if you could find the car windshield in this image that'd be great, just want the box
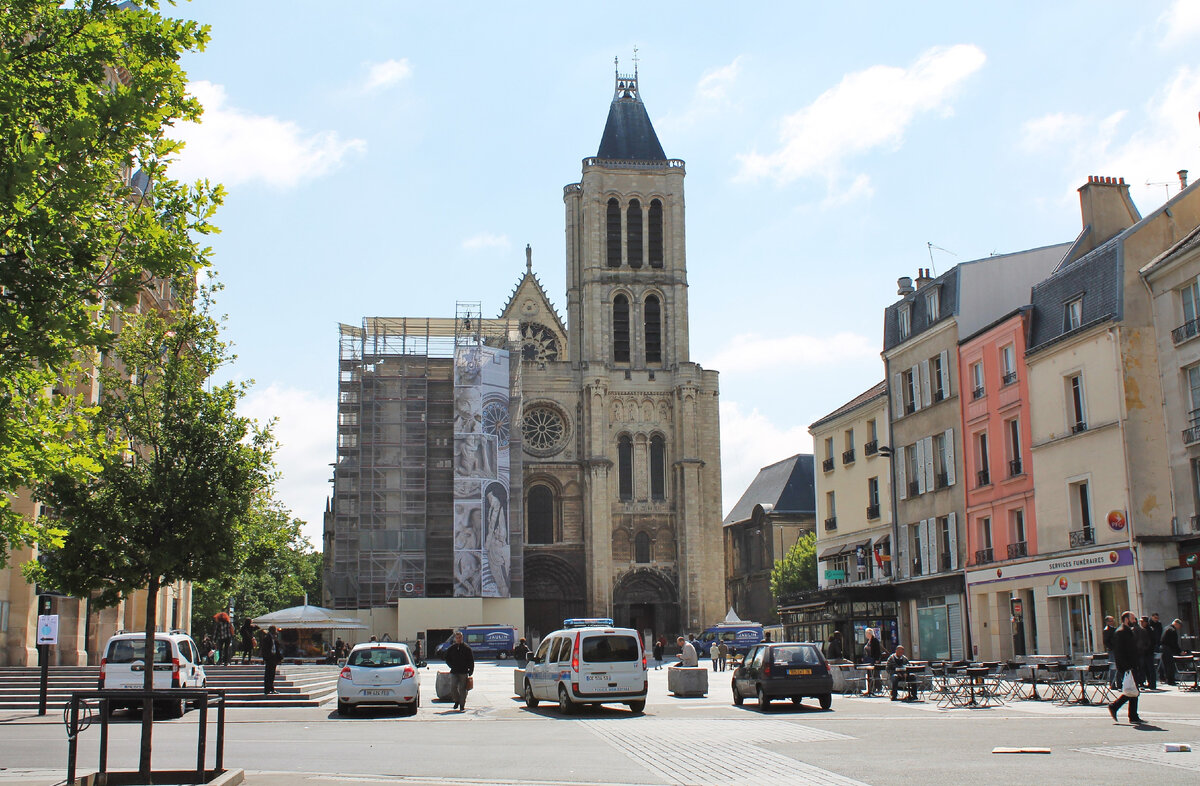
[771,646,820,666]
[581,635,639,662]
[106,639,172,664]
[348,648,410,668]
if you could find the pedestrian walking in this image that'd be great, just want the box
[709,640,719,671]
[862,628,884,694]
[826,631,844,661]
[717,640,728,672]
[1108,611,1145,724]
[1136,616,1156,690]
[444,630,475,712]
[213,611,235,666]
[1149,613,1164,680]
[260,625,283,695]
[239,618,255,664]
[1102,615,1117,687]
[513,637,530,669]
[652,637,665,670]
[1161,619,1184,685]
[676,636,698,667]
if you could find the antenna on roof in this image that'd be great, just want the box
[614,55,619,77]
[632,45,639,78]
[1145,179,1171,199]
[926,242,957,276]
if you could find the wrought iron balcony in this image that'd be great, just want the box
[933,388,946,402]
[822,457,835,472]
[1069,527,1095,548]
[973,386,985,400]
[1009,458,1023,476]
[1071,421,1088,434]
[864,440,879,456]
[908,480,920,497]
[976,468,990,487]
[904,401,916,414]
[1184,410,1200,445]
[1172,317,1200,345]
[1002,371,1018,386]
[866,504,880,520]
[1007,541,1028,559]
[843,449,855,464]
[974,547,994,565]
[824,517,837,531]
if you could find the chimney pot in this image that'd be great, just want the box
[1180,170,1189,190]
[897,276,914,296]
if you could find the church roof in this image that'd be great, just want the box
[596,71,666,161]
[723,454,816,526]
[498,244,566,337]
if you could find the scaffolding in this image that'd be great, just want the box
[328,313,522,610]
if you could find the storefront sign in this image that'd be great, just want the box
[966,547,1133,587]
[825,569,846,580]
[1107,510,1126,531]
[1046,575,1084,597]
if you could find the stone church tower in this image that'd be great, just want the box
[501,67,723,640]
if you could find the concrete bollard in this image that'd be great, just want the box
[513,668,526,697]
[435,670,453,701]
[668,665,708,697]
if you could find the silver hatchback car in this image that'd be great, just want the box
[337,642,420,716]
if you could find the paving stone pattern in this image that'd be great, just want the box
[1075,742,1200,772]
[581,717,864,785]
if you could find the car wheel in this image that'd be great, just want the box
[338,700,354,717]
[158,699,184,719]
[405,699,418,716]
[627,700,645,713]
[757,685,771,708]
[524,681,539,708]
[819,693,833,710]
[557,685,575,715]
[732,680,744,706]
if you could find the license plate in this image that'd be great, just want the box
[585,674,609,681]
[362,688,393,696]
[788,668,812,676]
[121,683,140,689]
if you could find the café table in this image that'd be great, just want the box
[1174,655,1200,691]
[858,664,880,696]
[1059,665,1092,705]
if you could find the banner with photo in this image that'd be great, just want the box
[453,345,511,598]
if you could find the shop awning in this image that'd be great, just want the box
[817,545,845,561]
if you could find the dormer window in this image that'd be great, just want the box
[898,304,911,340]
[925,288,940,322]
[1064,297,1083,331]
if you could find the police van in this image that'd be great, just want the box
[521,619,647,714]
[695,621,765,656]
[433,624,519,659]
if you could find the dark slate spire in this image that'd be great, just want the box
[596,59,666,161]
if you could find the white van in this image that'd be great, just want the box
[99,631,207,717]
[521,623,646,714]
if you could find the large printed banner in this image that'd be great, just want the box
[452,345,511,598]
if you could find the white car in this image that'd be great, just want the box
[337,642,420,716]
[522,621,647,714]
[99,630,207,718]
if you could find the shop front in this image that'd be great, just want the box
[894,574,967,661]
[966,546,1135,661]
[778,586,899,659]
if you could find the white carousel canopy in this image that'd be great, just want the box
[252,603,367,630]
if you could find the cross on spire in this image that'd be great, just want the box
[525,243,532,274]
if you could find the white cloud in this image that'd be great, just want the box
[461,232,510,251]
[737,45,986,190]
[172,81,367,189]
[821,173,875,208]
[709,332,878,374]
[363,58,413,92]
[720,401,812,518]
[1159,0,1200,48]
[661,57,744,131]
[240,384,335,545]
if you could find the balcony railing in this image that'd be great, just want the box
[974,547,994,565]
[1184,409,1200,444]
[1007,541,1028,559]
[843,449,855,464]
[973,386,985,400]
[824,517,837,531]
[1172,317,1200,345]
[1192,515,1200,533]
[822,457,835,472]
[1071,421,1088,434]
[864,440,879,456]
[904,401,916,415]
[976,469,990,487]
[1002,370,1018,386]
[866,504,880,520]
[933,388,946,403]
[908,480,920,497]
[1069,527,1095,548]
[935,471,949,489]
[1009,458,1023,476]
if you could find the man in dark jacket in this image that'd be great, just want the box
[444,630,475,712]
[260,626,283,695]
[1161,619,1184,685]
[826,631,844,661]
[1102,616,1117,687]
[1136,616,1156,690]
[1108,612,1145,724]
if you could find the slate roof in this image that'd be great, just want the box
[882,268,960,351]
[597,75,666,161]
[1141,222,1200,278]
[723,454,816,525]
[1027,236,1122,353]
[810,381,887,431]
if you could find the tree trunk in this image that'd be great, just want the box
[139,576,160,781]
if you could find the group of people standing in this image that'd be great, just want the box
[1102,611,1188,690]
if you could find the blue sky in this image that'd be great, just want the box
[167,1,1200,545]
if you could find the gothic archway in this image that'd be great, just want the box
[612,567,679,644]
[523,553,585,641]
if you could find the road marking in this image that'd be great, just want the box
[1074,741,1200,772]
[580,718,864,785]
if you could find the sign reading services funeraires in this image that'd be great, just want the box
[965,547,1133,588]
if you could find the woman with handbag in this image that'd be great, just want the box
[1108,611,1145,724]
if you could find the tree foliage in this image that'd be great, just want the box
[770,531,818,599]
[0,0,219,561]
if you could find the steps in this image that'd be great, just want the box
[0,664,340,711]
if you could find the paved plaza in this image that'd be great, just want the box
[2,662,1199,785]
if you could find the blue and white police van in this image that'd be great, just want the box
[434,624,519,659]
[695,621,764,656]
[521,619,647,714]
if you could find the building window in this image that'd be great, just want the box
[843,428,855,464]
[1185,365,1200,443]
[648,199,664,268]
[933,431,950,488]
[527,485,555,544]
[650,434,666,500]
[971,361,985,399]
[0,599,8,633]
[634,531,651,563]
[902,368,918,414]
[867,418,878,443]
[977,517,992,564]
[926,288,940,322]
[644,295,662,364]
[867,476,880,519]
[1067,373,1087,432]
[823,436,835,472]
[626,198,643,269]
[898,305,911,340]
[606,198,621,268]
[931,354,946,401]
[1001,345,1017,385]
[976,431,990,487]
[937,516,953,572]
[1069,479,1094,545]
[613,294,630,363]
[905,447,920,497]
[1010,509,1027,558]
[1064,297,1083,331]
[1007,418,1022,475]
[824,491,837,531]
[909,523,922,576]
[618,435,633,501]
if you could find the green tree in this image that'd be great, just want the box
[35,279,273,778]
[770,531,818,599]
[0,0,219,561]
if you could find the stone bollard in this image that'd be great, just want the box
[668,665,709,697]
[513,668,526,697]
[435,670,454,701]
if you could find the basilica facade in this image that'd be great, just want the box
[502,70,724,640]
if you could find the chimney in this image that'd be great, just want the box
[1181,170,1190,190]
[897,276,914,296]
[1076,175,1140,253]
[914,267,933,289]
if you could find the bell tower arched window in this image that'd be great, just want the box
[634,531,651,563]
[650,434,666,500]
[618,435,634,501]
[627,199,643,269]
[613,294,630,363]
[527,485,555,544]
[649,199,664,268]
[606,198,621,268]
[644,295,662,364]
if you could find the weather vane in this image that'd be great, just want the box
[632,46,639,77]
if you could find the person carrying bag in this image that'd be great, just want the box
[1107,612,1145,724]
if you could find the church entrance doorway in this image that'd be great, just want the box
[523,553,585,643]
[613,569,679,645]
